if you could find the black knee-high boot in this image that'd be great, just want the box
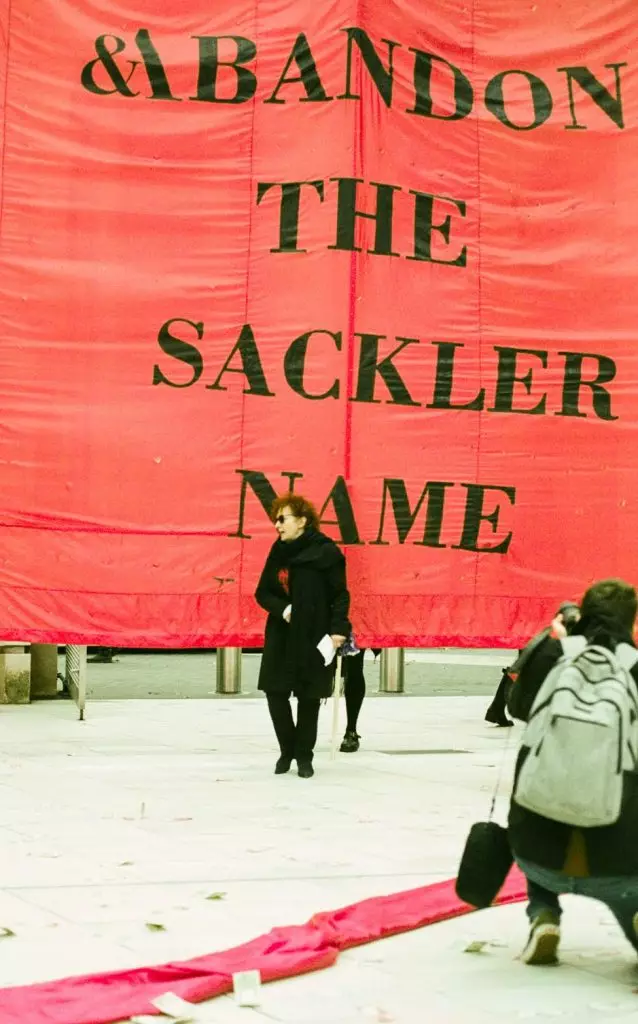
[267,693,296,759]
[485,669,514,727]
[344,651,366,733]
[295,698,320,764]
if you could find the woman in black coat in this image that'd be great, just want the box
[255,493,351,778]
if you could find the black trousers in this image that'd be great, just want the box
[267,693,321,763]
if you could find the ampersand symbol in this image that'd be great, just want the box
[80,35,139,97]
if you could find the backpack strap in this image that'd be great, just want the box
[560,636,638,672]
[615,643,638,671]
[560,635,587,658]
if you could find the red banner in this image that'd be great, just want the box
[1,1,637,647]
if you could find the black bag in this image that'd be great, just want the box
[455,724,515,909]
[455,821,513,909]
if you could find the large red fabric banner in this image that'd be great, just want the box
[0,1,637,647]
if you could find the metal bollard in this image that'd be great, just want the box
[215,647,242,694]
[379,648,405,693]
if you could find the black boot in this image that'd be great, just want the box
[294,699,320,777]
[485,669,514,727]
[88,648,116,664]
[267,694,295,772]
[485,708,514,727]
[340,729,360,752]
[274,756,292,774]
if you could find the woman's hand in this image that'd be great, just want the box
[549,615,567,639]
[330,634,346,650]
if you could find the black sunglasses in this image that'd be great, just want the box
[275,514,295,524]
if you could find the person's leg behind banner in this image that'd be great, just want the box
[267,692,296,774]
[295,697,321,778]
[485,666,514,727]
[88,647,117,664]
[341,649,366,752]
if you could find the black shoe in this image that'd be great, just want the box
[485,708,514,727]
[297,761,314,778]
[340,730,360,753]
[274,756,292,775]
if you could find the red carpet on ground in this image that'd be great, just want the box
[0,868,526,1024]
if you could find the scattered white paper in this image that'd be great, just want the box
[317,634,335,666]
[463,940,487,954]
[150,991,197,1021]
[461,937,507,955]
[233,969,261,1007]
[131,1018,181,1024]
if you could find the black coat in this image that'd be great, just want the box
[255,529,351,699]
[507,632,638,875]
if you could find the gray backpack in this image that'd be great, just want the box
[514,635,638,828]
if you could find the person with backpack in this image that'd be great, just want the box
[507,579,638,966]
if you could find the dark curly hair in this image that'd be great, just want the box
[579,578,637,645]
[270,492,319,531]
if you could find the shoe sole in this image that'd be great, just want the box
[521,924,560,965]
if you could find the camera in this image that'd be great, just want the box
[508,601,581,678]
[557,601,580,633]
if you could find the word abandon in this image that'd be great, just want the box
[231,469,516,553]
[81,28,627,133]
[152,321,619,421]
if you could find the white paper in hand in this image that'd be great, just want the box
[317,634,336,666]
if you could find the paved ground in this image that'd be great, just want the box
[1,692,637,1022]
[70,648,518,701]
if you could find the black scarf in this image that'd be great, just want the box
[270,528,341,571]
[271,528,315,568]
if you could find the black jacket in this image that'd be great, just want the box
[507,633,638,875]
[255,529,351,699]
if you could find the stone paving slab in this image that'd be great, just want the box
[0,696,636,1021]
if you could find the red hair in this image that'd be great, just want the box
[270,492,319,530]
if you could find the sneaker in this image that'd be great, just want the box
[521,910,561,965]
[340,730,361,753]
[297,761,314,778]
[274,756,292,775]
